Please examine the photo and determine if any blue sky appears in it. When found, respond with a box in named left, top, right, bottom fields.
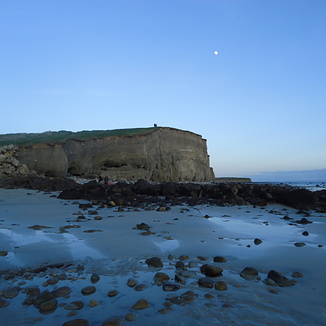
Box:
left=1, top=0, right=325, bottom=181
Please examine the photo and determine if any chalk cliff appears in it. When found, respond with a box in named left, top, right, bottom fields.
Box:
left=7, top=127, right=214, bottom=182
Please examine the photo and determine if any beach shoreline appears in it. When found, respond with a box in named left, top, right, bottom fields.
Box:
left=1, top=188, right=326, bottom=325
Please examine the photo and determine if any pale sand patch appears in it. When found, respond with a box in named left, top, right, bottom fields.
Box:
left=0, top=189, right=326, bottom=325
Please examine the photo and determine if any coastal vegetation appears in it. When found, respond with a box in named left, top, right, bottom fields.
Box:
left=0, top=127, right=157, bottom=146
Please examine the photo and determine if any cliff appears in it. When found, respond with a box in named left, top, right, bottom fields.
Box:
left=0, top=127, right=215, bottom=182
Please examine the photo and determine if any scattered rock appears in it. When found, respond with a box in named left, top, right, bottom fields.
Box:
left=175, top=274, right=186, bottom=285
left=28, top=225, right=52, bottom=230
left=213, top=256, right=227, bottom=263
left=3, top=286, right=20, bottom=299
left=88, top=300, right=99, bottom=307
left=33, top=291, right=55, bottom=308
left=175, top=261, right=185, bottom=270
left=83, top=229, right=103, bottom=233
left=102, top=317, right=124, bottom=326
left=62, top=319, right=90, bottom=326
left=0, top=298, right=9, bottom=308
left=134, top=284, right=147, bottom=292
left=267, top=270, right=295, bottom=287
left=294, top=242, right=306, bottom=247
left=127, top=278, right=138, bottom=288
left=90, top=273, right=100, bottom=284
left=125, top=313, right=137, bottom=321
left=26, top=286, right=41, bottom=297
left=145, top=257, right=163, bottom=268
left=296, top=217, right=313, bottom=224
left=108, top=290, right=119, bottom=297
left=0, top=251, right=8, bottom=256
left=240, top=267, right=259, bottom=280
left=39, top=298, right=58, bottom=314
left=162, top=283, right=181, bottom=292
left=135, top=223, right=150, bottom=231
left=302, top=231, right=309, bottom=236
left=292, top=272, right=303, bottom=278
left=201, top=264, right=223, bottom=277
left=154, top=272, right=170, bottom=285
left=198, top=277, right=214, bottom=288
left=81, top=286, right=96, bottom=296
left=131, top=299, right=150, bottom=310
left=52, top=286, right=72, bottom=298
left=65, top=301, right=84, bottom=310
left=254, top=238, right=262, bottom=245
left=215, top=281, right=228, bottom=291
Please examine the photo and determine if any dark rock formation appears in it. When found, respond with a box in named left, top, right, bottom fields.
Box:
left=1, top=175, right=325, bottom=212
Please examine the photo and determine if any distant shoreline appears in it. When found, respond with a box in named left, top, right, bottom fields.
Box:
left=215, top=177, right=252, bottom=183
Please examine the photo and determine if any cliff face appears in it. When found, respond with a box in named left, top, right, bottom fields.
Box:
left=14, top=127, right=215, bottom=182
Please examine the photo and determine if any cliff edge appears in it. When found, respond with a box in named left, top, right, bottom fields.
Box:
left=0, top=127, right=215, bottom=182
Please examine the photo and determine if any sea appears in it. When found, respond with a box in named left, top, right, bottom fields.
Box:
left=254, top=181, right=326, bottom=192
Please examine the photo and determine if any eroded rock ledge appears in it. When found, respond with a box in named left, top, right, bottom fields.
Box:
left=1, top=176, right=324, bottom=212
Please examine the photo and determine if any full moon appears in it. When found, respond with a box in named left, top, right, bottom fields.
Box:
left=214, top=51, right=219, bottom=55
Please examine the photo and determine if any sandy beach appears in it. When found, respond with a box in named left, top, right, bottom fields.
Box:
left=1, top=188, right=326, bottom=325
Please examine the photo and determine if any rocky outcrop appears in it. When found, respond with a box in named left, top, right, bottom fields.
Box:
left=8, top=128, right=215, bottom=182
left=0, top=145, right=31, bottom=178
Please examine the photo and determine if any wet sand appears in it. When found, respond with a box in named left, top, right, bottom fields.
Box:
left=0, top=188, right=326, bottom=325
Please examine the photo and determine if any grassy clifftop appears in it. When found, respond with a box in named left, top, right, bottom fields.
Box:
left=0, top=127, right=158, bottom=146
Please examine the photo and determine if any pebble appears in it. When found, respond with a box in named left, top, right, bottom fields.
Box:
left=213, top=256, right=227, bottom=263
left=131, top=299, right=150, bottom=310
left=102, top=316, right=124, bottom=326
left=52, top=286, right=72, bottom=298
left=65, top=301, right=84, bottom=310
left=134, top=284, right=147, bottom=292
left=39, top=298, right=58, bottom=314
left=33, top=290, right=55, bottom=308
left=62, top=319, right=90, bottom=326
left=267, top=270, right=295, bottom=287
left=154, top=272, right=170, bottom=285
left=215, top=281, right=228, bottom=291
left=0, top=298, right=9, bottom=308
left=25, top=286, right=41, bottom=297
left=201, top=264, right=223, bottom=277
left=145, top=257, right=163, bottom=268
left=125, top=313, right=137, bottom=321
left=81, top=286, right=96, bottom=295
left=240, top=267, right=259, bottom=280
left=88, top=300, right=99, bottom=307
left=90, top=273, right=100, bottom=284
left=198, top=277, right=214, bottom=288
left=108, top=290, right=119, bottom=297
left=3, top=286, right=20, bottom=299
left=127, top=278, right=138, bottom=287
left=162, top=283, right=181, bottom=292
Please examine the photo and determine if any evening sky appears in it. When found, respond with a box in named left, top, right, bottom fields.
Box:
left=1, top=0, right=325, bottom=181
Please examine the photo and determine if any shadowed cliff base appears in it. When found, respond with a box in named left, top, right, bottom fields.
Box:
left=0, top=127, right=215, bottom=183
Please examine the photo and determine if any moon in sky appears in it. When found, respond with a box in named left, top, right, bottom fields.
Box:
left=214, top=51, right=219, bottom=55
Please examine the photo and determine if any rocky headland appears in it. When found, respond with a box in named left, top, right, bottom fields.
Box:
left=0, top=127, right=215, bottom=182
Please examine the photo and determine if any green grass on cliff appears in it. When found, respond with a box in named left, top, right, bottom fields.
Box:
left=0, top=127, right=158, bottom=146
